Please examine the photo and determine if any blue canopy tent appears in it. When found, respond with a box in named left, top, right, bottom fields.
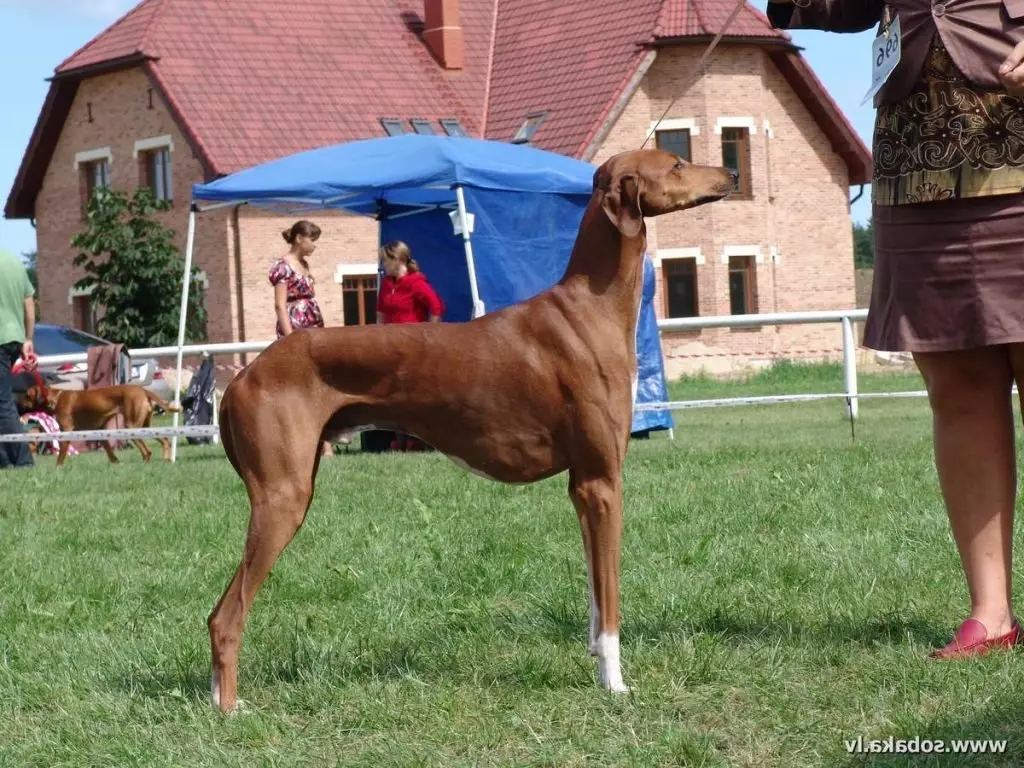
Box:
left=176, top=135, right=671, bottom=456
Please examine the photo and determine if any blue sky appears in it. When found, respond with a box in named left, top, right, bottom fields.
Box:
left=0, top=1, right=876, bottom=260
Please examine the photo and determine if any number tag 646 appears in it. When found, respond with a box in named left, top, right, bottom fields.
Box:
left=861, top=15, right=901, bottom=106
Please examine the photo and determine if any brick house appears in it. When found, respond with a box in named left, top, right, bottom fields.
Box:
left=5, top=0, right=870, bottom=378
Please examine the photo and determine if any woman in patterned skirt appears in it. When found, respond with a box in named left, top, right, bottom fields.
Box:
left=769, top=1, right=1024, bottom=659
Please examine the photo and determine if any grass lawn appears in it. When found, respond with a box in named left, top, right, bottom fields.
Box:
left=2, top=362, right=1022, bottom=766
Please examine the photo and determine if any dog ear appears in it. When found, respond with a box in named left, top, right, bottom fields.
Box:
left=600, top=172, right=644, bottom=238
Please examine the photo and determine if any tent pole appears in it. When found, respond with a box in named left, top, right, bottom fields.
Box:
left=455, top=185, right=485, bottom=318
left=171, top=204, right=197, bottom=463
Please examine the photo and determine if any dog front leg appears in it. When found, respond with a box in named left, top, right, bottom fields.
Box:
left=101, top=440, right=120, bottom=464
left=570, top=474, right=629, bottom=693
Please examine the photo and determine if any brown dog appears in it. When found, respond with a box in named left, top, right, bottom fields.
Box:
left=208, top=149, right=735, bottom=712
left=28, top=384, right=180, bottom=466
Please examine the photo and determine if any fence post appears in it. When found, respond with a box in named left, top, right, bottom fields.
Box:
left=212, top=387, right=220, bottom=446
left=841, top=315, right=859, bottom=420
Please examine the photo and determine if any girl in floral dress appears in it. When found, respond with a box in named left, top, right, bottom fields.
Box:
left=269, top=220, right=338, bottom=455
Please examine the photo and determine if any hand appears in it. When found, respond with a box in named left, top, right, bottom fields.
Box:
left=21, top=340, right=37, bottom=371
left=999, top=42, right=1024, bottom=97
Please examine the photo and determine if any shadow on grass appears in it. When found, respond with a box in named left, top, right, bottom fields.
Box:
left=514, top=599, right=947, bottom=651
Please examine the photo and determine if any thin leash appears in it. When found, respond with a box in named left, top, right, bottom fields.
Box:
left=641, top=0, right=752, bottom=149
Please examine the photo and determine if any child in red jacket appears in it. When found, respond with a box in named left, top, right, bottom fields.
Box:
left=377, top=240, right=443, bottom=324
left=377, top=240, right=444, bottom=451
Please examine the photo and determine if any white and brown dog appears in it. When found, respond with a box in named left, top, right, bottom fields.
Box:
left=208, top=148, right=735, bottom=711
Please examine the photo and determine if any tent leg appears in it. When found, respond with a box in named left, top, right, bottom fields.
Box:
left=171, top=205, right=197, bottom=463
left=455, top=185, right=485, bottom=318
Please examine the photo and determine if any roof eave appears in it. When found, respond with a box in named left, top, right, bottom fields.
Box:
left=52, top=52, right=155, bottom=81
left=6, top=53, right=157, bottom=221
left=4, top=80, right=77, bottom=220
left=651, top=34, right=799, bottom=50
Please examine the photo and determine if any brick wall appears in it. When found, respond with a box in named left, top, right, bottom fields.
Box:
left=35, top=67, right=236, bottom=345
left=33, top=66, right=382, bottom=358
left=592, top=44, right=857, bottom=377
left=236, top=208, right=379, bottom=343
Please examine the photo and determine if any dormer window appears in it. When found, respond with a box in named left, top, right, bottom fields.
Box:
left=511, top=111, right=548, bottom=144
left=380, top=118, right=408, bottom=136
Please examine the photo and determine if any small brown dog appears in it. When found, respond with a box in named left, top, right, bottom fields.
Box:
left=27, top=384, right=180, bottom=466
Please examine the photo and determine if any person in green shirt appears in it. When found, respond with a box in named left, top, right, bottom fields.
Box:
left=0, top=248, right=36, bottom=469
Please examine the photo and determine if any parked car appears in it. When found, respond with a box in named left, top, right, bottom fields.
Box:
left=27, top=324, right=174, bottom=401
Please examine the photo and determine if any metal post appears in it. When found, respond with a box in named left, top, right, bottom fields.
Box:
left=211, top=385, right=220, bottom=446
left=171, top=206, right=197, bottom=462
left=455, top=185, right=485, bottom=318
left=841, top=315, right=859, bottom=420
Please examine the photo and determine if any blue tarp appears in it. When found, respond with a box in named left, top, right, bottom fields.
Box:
left=191, top=135, right=671, bottom=434
left=632, top=254, right=674, bottom=434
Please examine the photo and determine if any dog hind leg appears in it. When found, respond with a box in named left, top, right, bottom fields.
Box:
left=208, top=410, right=323, bottom=713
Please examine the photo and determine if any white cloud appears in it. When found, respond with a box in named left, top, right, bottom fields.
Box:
left=4, top=0, right=137, bottom=21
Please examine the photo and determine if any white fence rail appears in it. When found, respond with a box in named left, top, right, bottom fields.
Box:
left=7, top=308, right=926, bottom=459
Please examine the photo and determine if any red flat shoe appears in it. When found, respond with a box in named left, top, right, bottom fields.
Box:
left=929, top=618, right=1022, bottom=660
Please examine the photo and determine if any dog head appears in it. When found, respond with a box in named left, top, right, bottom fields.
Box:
left=19, top=384, right=58, bottom=415
left=593, top=149, right=736, bottom=237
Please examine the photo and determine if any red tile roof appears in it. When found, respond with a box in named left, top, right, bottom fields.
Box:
left=655, top=0, right=790, bottom=40
left=485, top=0, right=664, bottom=157
left=6, top=0, right=871, bottom=219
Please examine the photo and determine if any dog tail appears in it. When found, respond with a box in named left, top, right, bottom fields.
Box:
left=145, top=390, right=181, bottom=413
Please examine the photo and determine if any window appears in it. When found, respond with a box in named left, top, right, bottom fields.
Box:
left=343, top=275, right=378, bottom=326
left=79, top=158, right=110, bottom=217
left=662, top=258, right=698, bottom=318
left=440, top=118, right=467, bottom=137
left=139, top=147, right=173, bottom=202
left=721, top=127, right=752, bottom=198
left=728, top=256, right=757, bottom=315
left=511, top=111, right=547, bottom=144
left=655, top=129, right=691, bottom=162
left=380, top=118, right=407, bottom=136
left=410, top=119, right=436, bottom=135
left=72, top=295, right=97, bottom=335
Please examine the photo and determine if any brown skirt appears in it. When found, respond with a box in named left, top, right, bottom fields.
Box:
left=863, top=193, right=1024, bottom=353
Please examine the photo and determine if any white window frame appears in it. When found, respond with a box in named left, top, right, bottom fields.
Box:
left=721, top=244, right=764, bottom=264
left=73, top=147, right=112, bottom=170
left=654, top=246, right=705, bottom=266
left=649, top=117, right=700, bottom=136
left=714, top=116, right=758, bottom=135
left=67, top=283, right=95, bottom=304
left=334, top=262, right=381, bottom=283
left=133, top=134, right=174, bottom=157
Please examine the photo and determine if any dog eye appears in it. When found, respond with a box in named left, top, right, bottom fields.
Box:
left=673, top=160, right=685, bottom=170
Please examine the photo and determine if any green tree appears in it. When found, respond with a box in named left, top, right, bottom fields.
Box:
left=21, top=250, right=37, bottom=293
left=853, top=218, right=874, bottom=269
left=72, top=187, right=207, bottom=347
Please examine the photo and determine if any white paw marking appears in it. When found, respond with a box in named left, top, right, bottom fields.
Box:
left=210, top=671, right=220, bottom=709
left=586, top=563, right=599, bottom=655
left=595, top=632, right=630, bottom=693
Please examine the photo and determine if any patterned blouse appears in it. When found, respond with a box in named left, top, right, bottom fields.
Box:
left=268, top=259, right=324, bottom=338
left=873, top=32, right=1024, bottom=206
